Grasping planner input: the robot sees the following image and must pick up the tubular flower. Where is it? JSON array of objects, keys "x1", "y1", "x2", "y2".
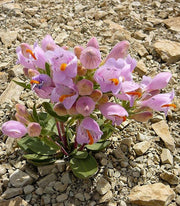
[
  {"x1": 139, "y1": 90, "x2": 176, "y2": 116},
  {"x1": 140, "y1": 72, "x2": 172, "y2": 92},
  {"x1": 99, "y1": 102, "x2": 128, "y2": 125},
  {"x1": 116, "y1": 81, "x2": 140, "y2": 107},
  {"x1": 76, "y1": 117, "x2": 103, "y2": 145},
  {"x1": 30, "y1": 74, "x2": 54, "y2": 99},
  {"x1": 41, "y1": 35, "x2": 57, "y2": 51},
  {"x1": 94, "y1": 58, "x2": 122, "y2": 94},
  {"x1": 105, "y1": 41, "x2": 130, "y2": 62},
  {"x1": 76, "y1": 96, "x2": 95, "y2": 116},
  {"x1": 49, "y1": 47, "x2": 77, "y2": 85},
  {"x1": 51, "y1": 84, "x2": 78, "y2": 110},
  {"x1": 2, "y1": 120, "x2": 27, "y2": 138}
]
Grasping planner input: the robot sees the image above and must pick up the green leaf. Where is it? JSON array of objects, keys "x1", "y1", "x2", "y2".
[
  {"x1": 70, "y1": 154, "x2": 98, "y2": 179},
  {"x1": 13, "y1": 80, "x2": 31, "y2": 90},
  {"x1": 45, "y1": 62, "x2": 51, "y2": 76},
  {"x1": 42, "y1": 102, "x2": 69, "y2": 122},
  {"x1": 32, "y1": 104, "x2": 39, "y2": 122},
  {"x1": 86, "y1": 141, "x2": 111, "y2": 151},
  {"x1": 74, "y1": 151, "x2": 88, "y2": 159},
  {"x1": 23, "y1": 153, "x2": 52, "y2": 161},
  {"x1": 17, "y1": 136, "x2": 34, "y2": 153},
  {"x1": 27, "y1": 159, "x2": 55, "y2": 166},
  {"x1": 26, "y1": 137, "x2": 58, "y2": 155},
  {"x1": 42, "y1": 136, "x2": 60, "y2": 151}
]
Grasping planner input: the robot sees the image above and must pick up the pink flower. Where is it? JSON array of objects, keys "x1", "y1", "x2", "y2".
[
  {"x1": 41, "y1": 35, "x2": 57, "y2": 51},
  {"x1": 141, "y1": 72, "x2": 172, "y2": 92},
  {"x1": 139, "y1": 90, "x2": 176, "y2": 116},
  {"x1": 116, "y1": 81, "x2": 140, "y2": 107},
  {"x1": 87, "y1": 37, "x2": 99, "y2": 49},
  {"x1": 2, "y1": 120, "x2": 27, "y2": 138},
  {"x1": 77, "y1": 117, "x2": 103, "y2": 145},
  {"x1": 30, "y1": 74, "x2": 54, "y2": 99},
  {"x1": 105, "y1": 41, "x2": 130, "y2": 61},
  {"x1": 99, "y1": 102, "x2": 128, "y2": 125},
  {"x1": 49, "y1": 47, "x2": 77, "y2": 85},
  {"x1": 51, "y1": 84, "x2": 78, "y2": 109},
  {"x1": 76, "y1": 96, "x2": 95, "y2": 116}
]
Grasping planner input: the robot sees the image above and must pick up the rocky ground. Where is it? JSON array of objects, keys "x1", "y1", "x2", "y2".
[{"x1": 0, "y1": 0, "x2": 180, "y2": 205}]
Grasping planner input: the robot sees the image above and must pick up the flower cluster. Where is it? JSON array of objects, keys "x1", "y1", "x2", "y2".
[{"x1": 1, "y1": 35, "x2": 176, "y2": 178}]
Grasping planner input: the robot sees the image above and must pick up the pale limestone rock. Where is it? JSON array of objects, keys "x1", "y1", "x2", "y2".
[
  {"x1": 23, "y1": 185, "x2": 35, "y2": 195},
  {"x1": 160, "y1": 170, "x2": 179, "y2": 185},
  {"x1": 133, "y1": 41, "x2": 148, "y2": 57},
  {"x1": 0, "y1": 31, "x2": 18, "y2": 47},
  {"x1": 96, "y1": 177, "x2": 111, "y2": 195},
  {"x1": 9, "y1": 169, "x2": 33, "y2": 188},
  {"x1": 0, "y1": 196, "x2": 29, "y2": 206},
  {"x1": 133, "y1": 31, "x2": 147, "y2": 40},
  {"x1": 153, "y1": 40, "x2": 180, "y2": 63},
  {"x1": 163, "y1": 17, "x2": 180, "y2": 32},
  {"x1": 55, "y1": 32, "x2": 69, "y2": 45},
  {"x1": 0, "y1": 78, "x2": 24, "y2": 104},
  {"x1": 1, "y1": 188, "x2": 23, "y2": 199},
  {"x1": 56, "y1": 193, "x2": 68, "y2": 203},
  {"x1": 161, "y1": 148, "x2": 173, "y2": 165},
  {"x1": 55, "y1": 160, "x2": 66, "y2": 172},
  {"x1": 37, "y1": 173, "x2": 57, "y2": 188},
  {"x1": 133, "y1": 141, "x2": 151, "y2": 156},
  {"x1": 135, "y1": 60, "x2": 147, "y2": 76},
  {"x1": 152, "y1": 120, "x2": 175, "y2": 152},
  {"x1": 38, "y1": 164, "x2": 56, "y2": 176},
  {"x1": 113, "y1": 147, "x2": 126, "y2": 159},
  {"x1": 104, "y1": 20, "x2": 132, "y2": 41},
  {"x1": 99, "y1": 190, "x2": 113, "y2": 203},
  {"x1": 128, "y1": 183, "x2": 175, "y2": 206}
]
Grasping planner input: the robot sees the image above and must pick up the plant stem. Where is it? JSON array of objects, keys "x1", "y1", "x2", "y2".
[
  {"x1": 56, "y1": 120, "x2": 64, "y2": 144},
  {"x1": 55, "y1": 141, "x2": 69, "y2": 156},
  {"x1": 60, "y1": 122, "x2": 67, "y2": 147},
  {"x1": 78, "y1": 143, "x2": 86, "y2": 151}
]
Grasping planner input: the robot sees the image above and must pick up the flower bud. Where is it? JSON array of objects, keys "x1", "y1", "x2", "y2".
[
  {"x1": 67, "y1": 103, "x2": 79, "y2": 115},
  {"x1": 27, "y1": 122, "x2": 41, "y2": 137},
  {"x1": 130, "y1": 111, "x2": 153, "y2": 122},
  {"x1": 2, "y1": 120, "x2": 27, "y2": 138},
  {"x1": 53, "y1": 103, "x2": 67, "y2": 116},
  {"x1": 87, "y1": 37, "x2": 99, "y2": 49},
  {"x1": 98, "y1": 94, "x2": 109, "y2": 105},
  {"x1": 76, "y1": 96, "x2": 95, "y2": 116},
  {"x1": 80, "y1": 47, "x2": 101, "y2": 69},
  {"x1": 28, "y1": 69, "x2": 40, "y2": 78},
  {"x1": 15, "y1": 104, "x2": 31, "y2": 120},
  {"x1": 23, "y1": 68, "x2": 29, "y2": 77},
  {"x1": 15, "y1": 113, "x2": 30, "y2": 125},
  {"x1": 74, "y1": 46, "x2": 84, "y2": 59},
  {"x1": 76, "y1": 79, "x2": 93, "y2": 96},
  {"x1": 90, "y1": 89, "x2": 102, "y2": 102},
  {"x1": 77, "y1": 64, "x2": 87, "y2": 76}
]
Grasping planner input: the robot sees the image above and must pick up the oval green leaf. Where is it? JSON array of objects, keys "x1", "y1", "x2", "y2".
[
  {"x1": 70, "y1": 154, "x2": 98, "y2": 179},
  {"x1": 85, "y1": 141, "x2": 111, "y2": 151}
]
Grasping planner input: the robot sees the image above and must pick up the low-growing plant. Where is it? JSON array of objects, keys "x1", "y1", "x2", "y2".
[{"x1": 1, "y1": 35, "x2": 176, "y2": 178}]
